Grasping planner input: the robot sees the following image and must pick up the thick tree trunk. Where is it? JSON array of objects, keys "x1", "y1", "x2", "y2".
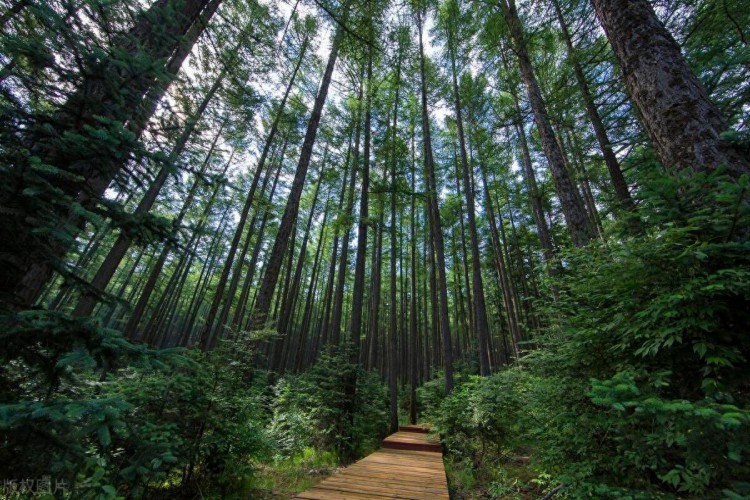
[
  {"x1": 591, "y1": 0, "x2": 749, "y2": 177},
  {"x1": 5, "y1": 0, "x2": 217, "y2": 307},
  {"x1": 551, "y1": 0, "x2": 633, "y2": 209}
]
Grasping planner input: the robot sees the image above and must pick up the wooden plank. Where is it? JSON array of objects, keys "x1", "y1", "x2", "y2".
[
  {"x1": 312, "y1": 479, "x2": 448, "y2": 499},
  {"x1": 299, "y1": 483, "x2": 447, "y2": 500},
  {"x1": 381, "y1": 430, "x2": 442, "y2": 453},
  {"x1": 321, "y1": 474, "x2": 448, "y2": 494},
  {"x1": 294, "y1": 427, "x2": 449, "y2": 500}
]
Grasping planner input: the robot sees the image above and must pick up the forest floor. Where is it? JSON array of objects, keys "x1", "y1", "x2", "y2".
[
  {"x1": 244, "y1": 449, "x2": 339, "y2": 498},
  {"x1": 445, "y1": 454, "x2": 547, "y2": 499}
]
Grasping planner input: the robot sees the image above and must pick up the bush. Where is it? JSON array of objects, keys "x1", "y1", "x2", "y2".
[
  {"x1": 0, "y1": 319, "x2": 273, "y2": 498},
  {"x1": 269, "y1": 344, "x2": 388, "y2": 463},
  {"x1": 427, "y1": 169, "x2": 750, "y2": 498}
]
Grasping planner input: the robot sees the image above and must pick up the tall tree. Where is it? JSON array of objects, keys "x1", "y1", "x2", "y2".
[
  {"x1": 439, "y1": 0, "x2": 492, "y2": 375},
  {"x1": 2, "y1": 0, "x2": 223, "y2": 307},
  {"x1": 417, "y1": 5, "x2": 454, "y2": 394},
  {"x1": 590, "y1": 0, "x2": 750, "y2": 177},
  {"x1": 495, "y1": 0, "x2": 593, "y2": 247},
  {"x1": 247, "y1": 1, "x2": 352, "y2": 336},
  {"x1": 198, "y1": 25, "x2": 312, "y2": 349},
  {"x1": 549, "y1": 0, "x2": 633, "y2": 209}
]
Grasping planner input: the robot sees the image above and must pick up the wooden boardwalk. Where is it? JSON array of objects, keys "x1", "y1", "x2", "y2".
[{"x1": 294, "y1": 425, "x2": 448, "y2": 499}]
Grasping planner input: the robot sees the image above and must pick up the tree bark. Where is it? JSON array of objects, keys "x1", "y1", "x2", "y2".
[{"x1": 591, "y1": 0, "x2": 749, "y2": 177}]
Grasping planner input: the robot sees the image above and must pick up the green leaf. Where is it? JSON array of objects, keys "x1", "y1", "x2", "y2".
[{"x1": 98, "y1": 425, "x2": 111, "y2": 447}]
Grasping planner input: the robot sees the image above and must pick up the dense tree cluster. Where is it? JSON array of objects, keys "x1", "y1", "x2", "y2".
[{"x1": 0, "y1": 0, "x2": 748, "y2": 497}]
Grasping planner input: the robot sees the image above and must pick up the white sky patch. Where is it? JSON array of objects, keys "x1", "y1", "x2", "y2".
[{"x1": 421, "y1": 11, "x2": 452, "y2": 129}]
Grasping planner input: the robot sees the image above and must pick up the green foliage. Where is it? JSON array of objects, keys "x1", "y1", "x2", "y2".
[
  {"x1": 269, "y1": 345, "x2": 389, "y2": 462},
  {"x1": 426, "y1": 169, "x2": 750, "y2": 498},
  {"x1": 0, "y1": 312, "x2": 273, "y2": 498}
]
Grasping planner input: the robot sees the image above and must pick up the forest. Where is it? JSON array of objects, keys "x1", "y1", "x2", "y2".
[{"x1": 0, "y1": 0, "x2": 748, "y2": 497}]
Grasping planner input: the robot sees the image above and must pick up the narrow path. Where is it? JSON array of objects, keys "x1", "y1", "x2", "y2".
[{"x1": 294, "y1": 425, "x2": 449, "y2": 499}]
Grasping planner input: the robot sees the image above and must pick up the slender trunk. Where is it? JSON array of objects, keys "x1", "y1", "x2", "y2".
[
  {"x1": 508, "y1": 91, "x2": 555, "y2": 263},
  {"x1": 350, "y1": 40, "x2": 373, "y2": 356},
  {"x1": 331, "y1": 79, "x2": 364, "y2": 347},
  {"x1": 142, "y1": 157, "x2": 231, "y2": 344},
  {"x1": 499, "y1": 0, "x2": 591, "y2": 247},
  {"x1": 408, "y1": 116, "x2": 418, "y2": 425},
  {"x1": 233, "y1": 139, "x2": 291, "y2": 331},
  {"x1": 123, "y1": 152, "x2": 231, "y2": 339},
  {"x1": 478, "y1": 160, "x2": 514, "y2": 363},
  {"x1": 551, "y1": 0, "x2": 633, "y2": 209},
  {"x1": 388, "y1": 47, "x2": 402, "y2": 433},
  {"x1": 449, "y1": 38, "x2": 491, "y2": 376},
  {"x1": 418, "y1": 10, "x2": 454, "y2": 393},
  {"x1": 271, "y1": 170, "x2": 324, "y2": 371},
  {"x1": 199, "y1": 37, "x2": 309, "y2": 350},
  {"x1": 295, "y1": 200, "x2": 330, "y2": 371},
  {"x1": 249, "y1": 3, "x2": 350, "y2": 333},
  {"x1": 73, "y1": 84, "x2": 226, "y2": 317},
  {"x1": 366, "y1": 202, "x2": 384, "y2": 371}
]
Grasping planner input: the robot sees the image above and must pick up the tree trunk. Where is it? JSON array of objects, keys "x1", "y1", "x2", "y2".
[
  {"x1": 591, "y1": 0, "x2": 749, "y2": 177},
  {"x1": 233, "y1": 138, "x2": 291, "y2": 331},
  {"x1": 5, "y1": 0, "x2": 218, "y2": 307},
  {"x1": 271, "y1": 169, "x2": 325, "y2": 371},
  {"x1": 123, "y1": 152, "x2": 231, "y2": 339},
  {"x1": 199, "y1": 36, "x2": 308, "y2": 350},
  {"x1": 449, "y1": 36, "x2": 492, "y2": 376},
  {"x1": 388, "y1": 45, "x2": 402, "y2": 433},
  {"x1": 418, "y1": 9, "x2": 454, "y2": 394},
  {"x1": 551, "y1": 0, "x2": 633, "y2": 209},
  {"x1": 500, "y1": 0, "x2": 592, "y2": 247},
  {"x1": 350, "y1": 40, "x2": 374, "y2": 357},
  {"x1": 73, "y1": 75, "x2": 226, "y2": 317},
  {"x1": 249, "y1": 3, "x2": 350, "y2": 334},
  {"x1": 330, "y1": 79, "x2": 363, "y2": 347},
  {"x1": 408, "y1": 114, "x2": 418, "y2": 425}
]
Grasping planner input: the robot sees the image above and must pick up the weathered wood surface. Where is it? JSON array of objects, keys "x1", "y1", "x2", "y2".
[{"x1": 294, "y1": 425, "x2": 448, "y2": 499}]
